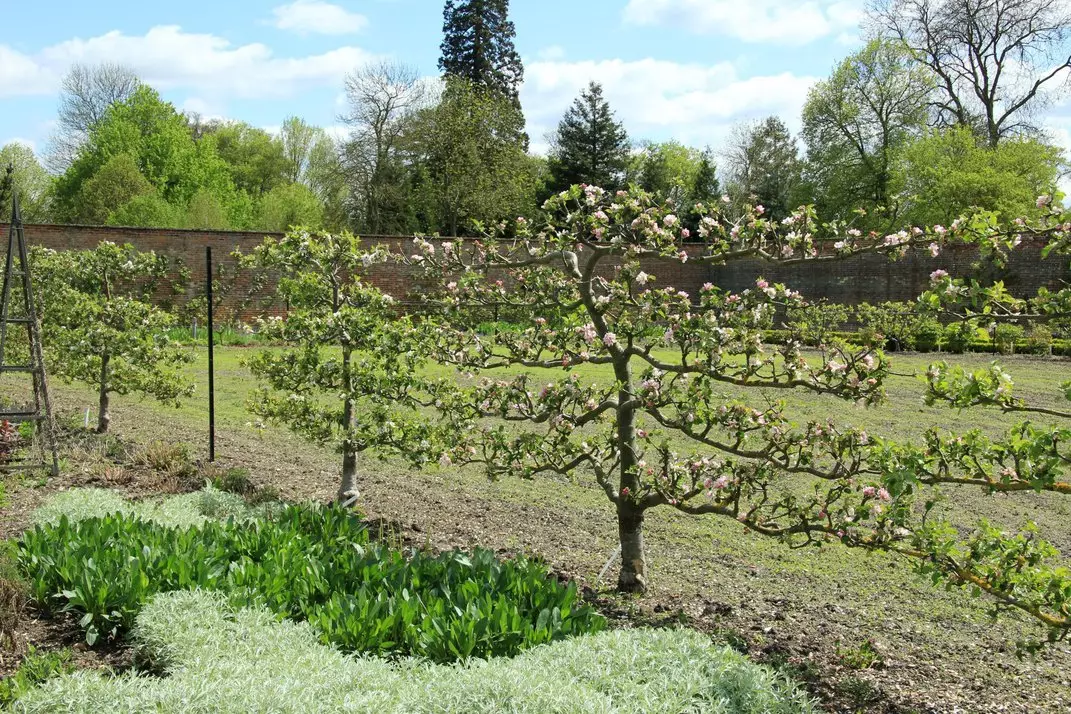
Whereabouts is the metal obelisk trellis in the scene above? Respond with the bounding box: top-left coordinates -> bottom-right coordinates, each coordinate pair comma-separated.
0,165 -> 59,477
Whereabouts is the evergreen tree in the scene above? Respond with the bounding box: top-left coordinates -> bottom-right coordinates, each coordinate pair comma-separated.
439,0 -> 524,103
549,82 -> 630,192
691,148 -> 720,205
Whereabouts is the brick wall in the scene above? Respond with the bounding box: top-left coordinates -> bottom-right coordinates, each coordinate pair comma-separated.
6,223 -> 1068,322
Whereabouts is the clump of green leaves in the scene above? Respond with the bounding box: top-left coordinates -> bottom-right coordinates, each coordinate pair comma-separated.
18,503 -> 603,660
0,646 -> 74,706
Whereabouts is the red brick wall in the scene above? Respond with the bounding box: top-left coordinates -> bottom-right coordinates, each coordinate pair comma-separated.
6,223 -> 1067,322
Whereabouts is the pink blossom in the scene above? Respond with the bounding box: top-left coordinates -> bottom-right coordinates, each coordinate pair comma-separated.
756,279 -> 769,289
702,282 -> 714,292
603,332 -> 618,347
621,487 -> 631,497
781,244 -> 794,258
862,486 -> 877,498
755,205 -> 765,215
664,214 -> 679,227
877,488 -> 891,502
678,250 -> 689,263
721,194 -> 731,203
636,429 -> 648,438
1036,194 -> 1051,208
535,317 -> 547,326
861,354 -> 876,371
446,282 -> 458,292
929,269 -> 949,282
681,228 -> 691,239
928,243 -> 940,258
713,475 -> 730,490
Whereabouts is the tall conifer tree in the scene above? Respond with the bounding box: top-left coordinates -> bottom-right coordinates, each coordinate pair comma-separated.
549,81 -> 630,192
439,0 -> 524,103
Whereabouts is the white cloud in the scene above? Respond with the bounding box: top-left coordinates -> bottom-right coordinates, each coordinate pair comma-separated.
622,0 -> 863,44
536,46 -> 567,61
521,58 -> 817,153
271,0 -> 369,35
0,25 -> 377,100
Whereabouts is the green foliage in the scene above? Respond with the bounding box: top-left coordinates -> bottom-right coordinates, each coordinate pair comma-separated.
29,486 -> 258,530
548,81 -> 630,192
52,86 -> 236,222
14,589 -> 815,713
439,0 -> 524,104
897,126 -> 1063,225
30,242 -> 193,432
405,77 -> 535,236
105,192 -> 183,228
993,323 -> 1025,355
182,188 -> 230,230
1024,324 -> 1054,355
241,230 -> 428,499
202,121 -> 288,196
0,646 -> 74,706
726,117 -> 802,221
801,39 -> 930,223
636,141 -> 720,210
73,152 -> 153,224
255,181 -> 325,232
835,638 -> 882,669
0,142 -> 53,222
18,502 -> 604,660
853,301 -> 935,350
786,302 -> 851,346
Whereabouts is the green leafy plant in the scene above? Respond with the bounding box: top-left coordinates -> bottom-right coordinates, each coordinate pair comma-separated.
836,638 -> 882,669
0,646 -> 74,706
993,323 -> 1024,355
18,503 -> 603,660
14,589 -> 815,713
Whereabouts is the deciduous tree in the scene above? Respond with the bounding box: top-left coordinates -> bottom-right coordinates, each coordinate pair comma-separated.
868,0 -> 1071,146
32,243 -> 192,433
241,230 -> 428,502
357,185 -> 1071,651
801,39 -> 932,222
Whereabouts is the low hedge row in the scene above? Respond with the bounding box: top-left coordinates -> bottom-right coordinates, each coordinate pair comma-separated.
18,501 -> 604,662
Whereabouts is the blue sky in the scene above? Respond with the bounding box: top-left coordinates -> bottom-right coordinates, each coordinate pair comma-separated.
3,0 -> 1069,162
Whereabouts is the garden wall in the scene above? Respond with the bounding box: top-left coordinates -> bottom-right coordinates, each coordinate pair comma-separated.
6,223 -> 1068,322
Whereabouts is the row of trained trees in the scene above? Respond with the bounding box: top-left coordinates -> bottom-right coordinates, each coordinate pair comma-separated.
5,0 -> 1070,236
32,183 -> 1069,651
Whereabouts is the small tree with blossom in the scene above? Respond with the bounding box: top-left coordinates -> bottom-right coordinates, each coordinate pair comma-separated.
241,229 -> 430,502
359,185 -> 1070,647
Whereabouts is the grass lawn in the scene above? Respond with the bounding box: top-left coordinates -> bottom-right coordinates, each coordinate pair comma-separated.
5,346 -> 1071,713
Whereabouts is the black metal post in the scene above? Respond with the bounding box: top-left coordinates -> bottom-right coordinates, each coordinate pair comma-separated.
206,246 -> 216,462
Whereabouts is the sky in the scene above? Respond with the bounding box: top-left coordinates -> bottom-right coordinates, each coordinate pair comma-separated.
2,0 -> 1071,164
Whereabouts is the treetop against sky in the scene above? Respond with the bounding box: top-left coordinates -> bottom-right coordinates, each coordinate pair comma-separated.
4,0 -> 1070,167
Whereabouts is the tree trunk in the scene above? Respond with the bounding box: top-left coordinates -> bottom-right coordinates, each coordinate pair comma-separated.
337,345 -> 359,504
96,353 -> 111,433
617,501 -> 647,592
339,444 -> 358,504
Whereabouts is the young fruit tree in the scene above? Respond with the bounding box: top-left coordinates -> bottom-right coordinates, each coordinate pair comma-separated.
240,230 -> 429,502
364,185 -> 1070,647
31,242 -> 193,433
